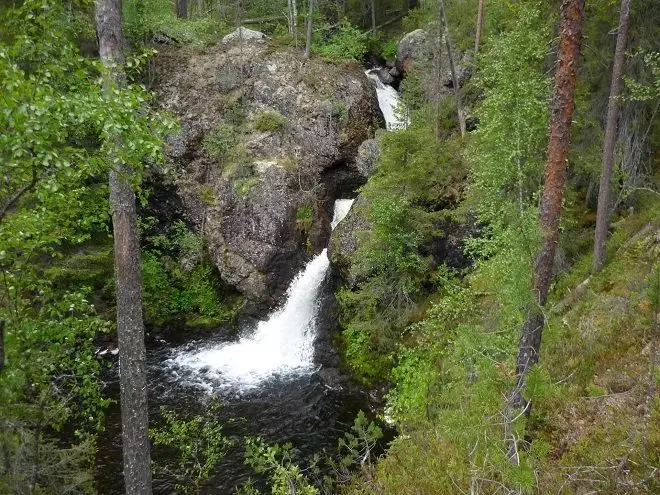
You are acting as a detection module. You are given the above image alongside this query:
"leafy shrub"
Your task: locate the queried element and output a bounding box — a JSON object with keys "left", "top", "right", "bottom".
{"left": 315, "top": 22, "right": 367, "bottom": 61}
{"left": 140, "top": 220, "right": 242, "bottom": 326}
{"left": 253, "top": 110, "right": 288, "bottom": 132}
{"left": 151, "top": 399, "right": 232, "bottom": 494}
{"left": 380, "top": 39, "right": 398, "bottom": 60}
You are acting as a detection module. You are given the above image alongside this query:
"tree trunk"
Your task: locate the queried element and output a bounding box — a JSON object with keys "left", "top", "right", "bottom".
{"left": 305, "top": 0, "right": 315, "bottom": 59}
{"left": 593, "top": 0, "right": 632, "bottom": 273}
{"left": 287, "top": 0, "right": 294, "bottom": 34}
{"left": 475, "top": 0, "right": 485, "bottom": 54}
{"left": 370, "top": 0, "right": 376, "bottom": 31}
{"left": 0, "top": 320, "right": 4, "bottom": 373}
{"left": 293, "top": 0, "right": 298, "bottom": 47}
{"left": 439, "top": 0, "right": 466, "bottom": 139}
{"left": 507, "top": 0, "right": 586, "bottom": 463}
{"left": 175, "top": 0, "right": 188, "bottom": 19}
{"left": 95, "top": 1, "right": 153, "bottom": 494}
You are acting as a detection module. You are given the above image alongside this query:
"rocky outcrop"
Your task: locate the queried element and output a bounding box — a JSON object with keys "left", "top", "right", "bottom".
{"left": 354, "top": 139, "right": 380, "bottom": 179}
{"left": 155, "top": 41, "right": 380, "bottom": 313}
{"left": 396, "top": 29, "right": 470, "bottom": 98}
{"left": 328, "top": 194, "right": 371, "bottom": 288}
{"left": 396, "top": 29, "right": 429, "bottom": 73}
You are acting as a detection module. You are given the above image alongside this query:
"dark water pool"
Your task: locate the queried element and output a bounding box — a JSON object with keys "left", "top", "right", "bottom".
{"left": 95, "top": 330, "right": 382, "bottom": 494}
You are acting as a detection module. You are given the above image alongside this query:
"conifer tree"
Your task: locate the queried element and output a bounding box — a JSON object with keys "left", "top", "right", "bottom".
{"left": 507, "top": 0, "right": 586, "bottom": 462}
{"left": 95, "top": 0, "right": 153, "bottom": 492}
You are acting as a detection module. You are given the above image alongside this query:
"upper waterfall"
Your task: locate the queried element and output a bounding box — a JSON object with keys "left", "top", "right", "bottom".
{"left": 365, "top": 69, "right": 409, "bottom": 131}
{"left": 171, "top": 199, "right": 355, "bottom": 389}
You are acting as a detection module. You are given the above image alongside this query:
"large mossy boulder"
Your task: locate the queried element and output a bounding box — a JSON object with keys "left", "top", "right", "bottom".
{"left": 155, "top": 42, "right": 380, "bottom": 314}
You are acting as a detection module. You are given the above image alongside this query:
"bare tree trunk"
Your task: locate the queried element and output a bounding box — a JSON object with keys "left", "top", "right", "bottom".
{"left": 506, "top": 0, "right": 586, "bottom": 464}
{"left": 0, "top": 320, "right": 4, "bottom": 373}
{"left": 370, "top": 0, "right": 376, "bottom": 31}
{"left": 474, "top": 0, "right": 485, "bottom": 54}
{"left": 95, "top": 1, "right": 152, "bottom": 493}
{"left": 593, "top": 0, "right": 632, "bottom": 273}
{"left": 305, "top": 0, "right": 315, "bottom": 59}
{"left": 175, "top": 0, "right": 188, "bottom": 18}
{"left": 287, "top": 0, "right": 294, "bottom": 34}
{"left": 439, "top": 0, "right": 466, "bottom": 138}
{"left": 293, "top": 0, "right": 298, "bottom": 47}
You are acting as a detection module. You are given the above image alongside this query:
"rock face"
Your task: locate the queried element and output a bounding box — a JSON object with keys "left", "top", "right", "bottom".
{"left": 396, "top": 29, "right": 469, "bottom": 98}
{"left": 328, "top": 194, "right": 371, "bottom": 288}
{"left": 396, "top": 29, "right": 429, "bottom": 73}
{"left": 155, "top": 41, "right": 380, "bottom": 314}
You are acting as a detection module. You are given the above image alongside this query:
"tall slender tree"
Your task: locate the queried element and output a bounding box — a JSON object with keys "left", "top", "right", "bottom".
{"left": 507, "top": 0, "right": 586, "bottom": 462}
{"left": 95, "top": 0, "right": 153, "bottom": 493}
{"left": 305, "top": 0, "right": 315, "bottom": 58}
{"left": 439, "top": 0, "right": 467, "bottom": 138}
{"left": 475, "top": 0, "right": 485, "bottom": 54}
{"left": 370, "top": 0, "right": 376, "bottom": 31}
{"left": 593, "top": 0, "right": 632, "bottom": 273}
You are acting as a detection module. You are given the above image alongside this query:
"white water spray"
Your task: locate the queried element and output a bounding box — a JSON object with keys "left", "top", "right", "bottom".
{"left": 172, "top": 199, "right": 355, "bottom": 388}
{"left": 365, "top": 69, "right": 409, "bottom": 130}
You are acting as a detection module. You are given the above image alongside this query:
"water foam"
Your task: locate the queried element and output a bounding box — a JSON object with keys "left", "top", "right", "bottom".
{"left": 365, "top": 69, "right": 409, "bottom": 130}
{"left": 171, "top": 199, "right": 354, "bottom": 388}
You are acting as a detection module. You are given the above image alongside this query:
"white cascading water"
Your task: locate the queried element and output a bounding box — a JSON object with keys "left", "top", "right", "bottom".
{"left": 365, "top": 69, "right": 409, "bottom": 130}
{"left": 172, "top": 199, "right": 355, "bottom": 388}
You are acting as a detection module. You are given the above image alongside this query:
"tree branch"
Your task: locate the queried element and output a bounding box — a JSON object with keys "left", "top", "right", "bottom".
{"left": 0, "top": 167, "right": 38, "bottom": 223}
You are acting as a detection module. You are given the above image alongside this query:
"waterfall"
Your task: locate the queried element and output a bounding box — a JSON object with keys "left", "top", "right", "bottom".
{"left": 365, "top": 69, "right": 409, "bottom": 131}
{"left": 172, "top": 199, "right": 355, "bottom": 389}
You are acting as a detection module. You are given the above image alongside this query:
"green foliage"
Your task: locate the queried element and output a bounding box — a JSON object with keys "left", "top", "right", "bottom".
{"left": 253, "top": 110, "right": 288, "bottom": 132}
{"left": 626, "top": 51, "right": 660, "bottom": 101}
{"left": 123, "top": 0, "right": 228, "bottom": 48}
{"left": 140, "top": 220, "right": 242, "bottom": 327}
{"left": 0, "top": 0, "right": 172, "bottom": 490}
{"left": 380, "top": 39, "right": 398, "bottom": 60}
{"left": 234, "top": 176, "right": 262, "bottom": 199}
{"left": 203, "top": 123, "right": 239, "bottom": 163}
{"left": 151, "top": 399, "right": 232, "bottom": 494}
{"left": 243, "top": 438, "right": 319, "bottom": 495}
{"left": 315, "top": 22, "right": 368, "bottom": 61}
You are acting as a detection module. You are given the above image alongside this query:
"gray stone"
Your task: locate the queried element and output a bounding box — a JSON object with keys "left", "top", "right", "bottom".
{"left": 222, "top": 27, "right": 267, "bottom": 44}
{"left": 396, "top": 29, "right": 430, "bottom": 73}
{"left": 354, "top": 139, "right": 380, "bottom": 178}
{"left": 376, "top": 67, "right": 395, "bottom": 85}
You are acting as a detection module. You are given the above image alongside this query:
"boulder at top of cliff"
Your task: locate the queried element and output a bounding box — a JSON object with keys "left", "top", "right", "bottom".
{"left": 396, "top": 29, "right": 429, "bottom": 73}
{"left": 222, "top": 27, "right": 267, "bottom": 44}
{"left": 396, "top": 28, "right": 468, "bottom": 100}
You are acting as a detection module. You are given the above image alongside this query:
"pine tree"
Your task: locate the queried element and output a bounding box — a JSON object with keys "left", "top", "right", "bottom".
{"left": 95, "top": 0, "right": 153, "bottom": 492}
{"left": 507, "top": 0, "right": 586, "bottom": 463}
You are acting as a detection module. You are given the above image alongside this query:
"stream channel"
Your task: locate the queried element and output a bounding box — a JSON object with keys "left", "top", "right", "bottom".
{"left": 96, "top": 71, "right": 406, "bottom": 495}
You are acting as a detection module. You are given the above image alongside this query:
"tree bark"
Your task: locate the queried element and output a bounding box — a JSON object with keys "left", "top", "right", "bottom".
{"left": 95, "top": 1, "right": 153, "bottom": 494}
{"left": 305, "top": 0, "right": 315, "bottom": 59}
{"left": 593, "top": 0, "right": 632, "bottom": 273}
{"left": 370, "top": 0, "right": 376, "bottom": 31}
{"left": 507, "top": 0, "right": 586, "bottom": 462}
{"left": 474, "top": 0, "right": 485, "bottom": 54}
{"left": 0, "top": 320, "right": 4, "bottom": 373}
{"left": 439, "top": 0, "right": 466, "bottom": 139}
{"left": 175, "top": 0, "right": 188, "bottom": 19}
